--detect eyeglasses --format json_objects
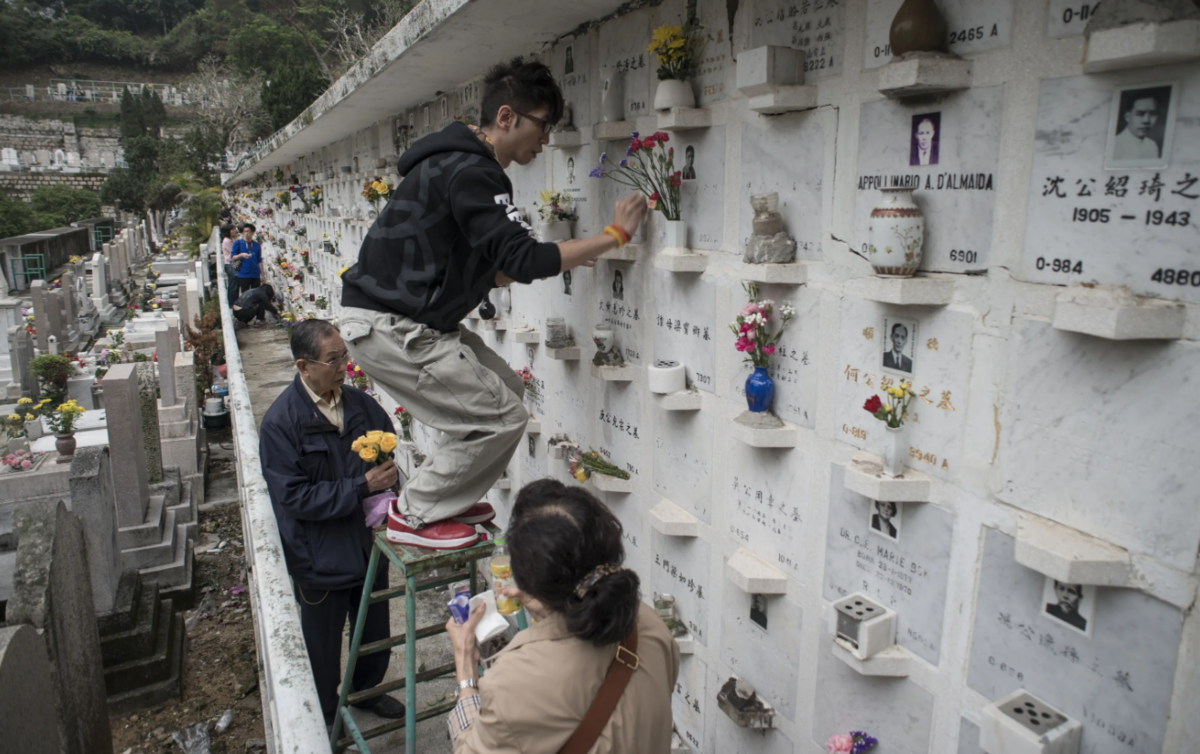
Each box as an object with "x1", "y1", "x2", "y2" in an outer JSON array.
[
  {"x1": 308, "y1": 350, "x2": 350, "y2": 369},
  {"x1": 512, "y1": 109, "x2": 555, "y2": 135}
]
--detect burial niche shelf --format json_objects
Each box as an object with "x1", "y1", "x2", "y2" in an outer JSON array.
[
  {"x1": 1084, "y1": 19, "x2": 1200, "y2": 73},
  {"x1": 492, "y1": 476, "x2": 512, "y2": 491},
  {"x1": 656, "y1": 107, "x2": 712, "y2": 132},
  {"x1": 481, "y1": 318, "x2": 509, "y2": 331},
  {"x1": 845, "y1": 274, "x2": 954, "y2": 306},
  {"x1": 649, "y1": 498, "x2": 700, "y2": 537},
  {"x1": 717, "y1": 677, "x2": 776, "y2": 730},
  {"x1": 511, "y1": 328, "x2": 541, "y2": 344},
  {"x1": 547, "y1": 130, "x2": 585, "y2": 149},
  {"x1": 525, "y1": 417, "x2": 542, "y2": 435},
  {"x1": 1051, "y1": 284, "x2": 1185, "y2": 340},
  {"x1": 735, "y1": 45, "x2": 818, "y2": 115},
  {"x1": 877, "y1": 53, "x2": 972, "y2": 99},
  {"x1": 593, "y1": 121, "x2": 637, "y2": 142},
  {"x1": 599, "y1": 243, "x2": 640, "y2": 261},
  {"x1": 726, "y1": 547, "x2": 788, "y2": 594},
  {"x1": 738, "y1": 261, "x2": 812, "y2": 285},
  {"x1": 653, "y1": 249, "x2": 709, "y2": 273},
  {"x1": 653, "y1": 388, "x2": 703, "y2": 411},
  {"x1": 587, "y1": 473, "x2": 632, "y2": 494},
  {"x1": 545, "y1": 345, "x2": 582, "y2": 361},
  {"x1": 844, "y1": 453, "x2": 931, "y2": 503},
  {"x1": 674, "y1": 633, "x2": 695, "y2": 655},
  {"x1": 832, "y1": 643, "x2": 914, "y2": 678},
  {"x1": 730, "y1": 412, "x2": 799, "y2": 448},
  {"x1": 589, "y1": 364, "x2": 639, "y2": 382},
  {"x1": 980, "y1": 689, "x2": 1082, "y2": 754},
  {"x1": 1014, "y1": 514, "x2": 1133, "y2": 588},
  {"x1": 830, "y1": 592, "x2": 913, "y2": 677}
]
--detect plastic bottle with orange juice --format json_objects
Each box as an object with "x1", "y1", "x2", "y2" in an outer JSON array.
[{"x1": 490, "y1": 537, "x2": 522, "y2": 615}]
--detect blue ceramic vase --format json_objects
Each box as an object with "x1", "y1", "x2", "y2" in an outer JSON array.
[{"x1": 744, "y1": 366, "x2": 775, "y2": 413}]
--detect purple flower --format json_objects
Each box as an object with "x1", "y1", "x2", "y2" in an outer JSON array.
[
  {"x1": 589, "y1": 166, "x2": 605, "y2": 178},
  {"x1": 619, "y1": 159, "x2": 627, "y2": 167},
  {"x1": 600, "y1": 152, "x2": 607, "y2": 163}
]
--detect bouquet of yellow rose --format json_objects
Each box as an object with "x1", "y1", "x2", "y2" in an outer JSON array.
[{"x1": 351, "y1": 429, "x2": 399, "y2": 465}]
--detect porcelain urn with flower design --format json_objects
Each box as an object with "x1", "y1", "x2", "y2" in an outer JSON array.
[{"x1": 867, "y1": 187, "x2": 925, "y2": 277}]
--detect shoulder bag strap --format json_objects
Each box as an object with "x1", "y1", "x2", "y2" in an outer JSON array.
[{"x1": 557, "y1": 626, "x2": 639, "y2": 754}]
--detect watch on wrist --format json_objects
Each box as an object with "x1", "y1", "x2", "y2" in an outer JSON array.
[{"x1": 457, "y1": 678, "x2": 478, "y2": 695}]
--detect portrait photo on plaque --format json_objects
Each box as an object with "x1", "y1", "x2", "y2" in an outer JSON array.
[
  {"x1": 1040, "y1": 577, "x2": 1096, "y2": 638},
  {"x1": 750, "y1": 593, "x2": 768, "y2": 631},
  {"x1": 527, "y1": 434, "x2": 536, "y2": 457},
  {"x1": 881, "y1": 317, "x2": 917, "y2": 377},
  {"x1": 1105, "y1": 82, "x2": 1178, "y2": 170},
  {"x1": 564, "y1": 44, "x2": 575, "y2": 75},
  {"x1": 611, "y1": 269, "x2": 625, "y2": 300},
  {"x1": 567, "y1": 156, "x2": 576, "y2": 184},
  {"x1": 562, "y1": 269, "x2": 572, "y2": 296},
  {"x1": 909, "y1": 112, "x2": 941, "y2": 166},
  {"x1": 440, "y1": 97, "x2": 448, "y2": 120},
  {"x1": 869, "y1": 500, "x2": 902, "y2": 543},
  {"x1": 681, "y1": 145, "x2": 697, "y2": 180}
]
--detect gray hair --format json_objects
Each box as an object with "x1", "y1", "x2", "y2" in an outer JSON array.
[{"x1": 290, "y1": 319, "x2": 340, "y2": 362}]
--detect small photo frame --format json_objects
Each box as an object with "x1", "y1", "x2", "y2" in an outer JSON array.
[
  {"x1": 564, "y1": 44, "x2": 575, "y2": 75},
  {"x1": 562, "y1": 269, "x2": 573, "y2": 296},
  {"x1": 612, "y1": 269, "x2": 625, "y2": 300},
  {"x1": 1105, "y1": 82, "x2": 1178, "y2": 170},
  {"x1": 909, "y1": 112, "x2": 941, "y2": 167},
  {"x1": 750, "y1": 593, "x2": 768, "y2": 631},
  {"x1": 681, "y1": 145, "x2": 697, "y2": 181},
  {"x1": 566, "y1": 156, "x2": 576, "y2": 185},
  {"x1": 527, "y1": 434, "x2": 537, "y2": 457},
  {"x1": 1041, "y1": 577, "x2": 1096, "y2": 638},
  {"x1": 868, "y1": 500, "x2": 901, "y2": 543},
  {"x1": 881, "y1": 317, "x2": 917, "y2": 377},
  {"x1": 440, "y1": 97, "x2": 449, "y2": 120}
]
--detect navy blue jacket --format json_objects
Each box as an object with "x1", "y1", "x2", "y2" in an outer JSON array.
[{"x1": 259, "y1": 374, "x2": 392, "y2": 591}]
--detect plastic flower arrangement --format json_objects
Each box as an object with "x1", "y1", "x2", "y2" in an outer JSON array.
[
  {"x1": 361, "y1": 178, "x2": 393, "y2": 205},
  {"x1": 826, "y1": 731, "x2": 878, "y2": 754},
  {"x1": 350, "y1": 430, "x2": 399, "y2": 466},
  {"x1": 3, "y1": 449, "x2": 35, "y2": 471},
  {"x1": 515, "y1": 367, "x2": 536, "y2": 395},
  {"x1": 728, "y1": 283, "x2": 796, "y2": 368},
  {"x1": 393, "y1": 406, "x2": 413, "y2": 442},
  {"x1": 535, "y1": 190, "x2": 578, "y2": 222},
  {"x1": 568, "y1": 448, "x2": 631, "y2": 483},
  {"x1": 346, "y1": 360, "x2": 370, "y2": 389},
  {"x1": 315, "y1": 295, "x2": 328, "y2": 309},
  {"x1": 46, "y1": 400, "x2": 86, "y2": 435},
  {"x1": 863, "y1": 381, "x2": 916, "y2": 429},
  {"x1": 590, "y1": 131, "x2": 683, "y2": 221},
  {"x1": 648, "y1": 21, "x2": 706, "y2": 81}
]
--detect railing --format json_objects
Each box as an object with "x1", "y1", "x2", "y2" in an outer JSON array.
[
  {"x1": 0, "y1": 79, "x2": 201, "y2": 105},
  {"x1": 214, "y1": 227, "x2": 331, "y2": 753}
]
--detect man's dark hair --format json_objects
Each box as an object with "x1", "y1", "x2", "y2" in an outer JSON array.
[
  {"x1": 290, "y1": 319, "x2": 339, "y2": 361},
  {"x1": 221, "y1": 224, "x2": 234, "y2": 239},
  {"x1": 480, "y1": 57, "x2": 565, "y2": 128},
  {"x1": 891, "y1": 323, "x2": 908, "y2": 337},
  {"x1": 240, "y1": 222, "x2": 256, "y2": 233},
  {"x1": 507, "y1": 479, "x2": 640, "y2": 646}
]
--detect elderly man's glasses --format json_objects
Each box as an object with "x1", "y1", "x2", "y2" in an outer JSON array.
[
  {"x1": 512, "y1": 109, "x2": 555, "y2": 135},
  {"x1": 308, "y1": 350, "x2": 351, "y2": 369}
]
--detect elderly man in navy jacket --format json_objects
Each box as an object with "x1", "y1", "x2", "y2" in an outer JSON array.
[{"x1": 259, "y1": 318, "x2": 406, "y2": 726}]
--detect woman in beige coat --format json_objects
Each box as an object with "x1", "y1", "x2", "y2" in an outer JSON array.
[{"x1": 445, "y1": 479, "x2": 680, "y2": 753}]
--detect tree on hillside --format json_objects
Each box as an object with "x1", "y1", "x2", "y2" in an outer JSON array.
[
  {"x1": 29, "y1": 185, "x2": 103, "y2": 228},
  {"x1": 0, "y1": 195, "x2": 37, "y2": 239}
]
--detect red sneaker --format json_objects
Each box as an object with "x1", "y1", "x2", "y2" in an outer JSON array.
[
  {"x1": 452, "y1": 503, "x2": 496, "y2": 525},
  {"x1": 387, "y1": 501, "x2": 480, "y2": 550}
]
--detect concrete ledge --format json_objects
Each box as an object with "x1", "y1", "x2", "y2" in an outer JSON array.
[
  {"x1": 1015, "y1": 514, "x2": 1132, "y2": 587},
  {"x1": 588, "y1": 473, "x2": 632, "y2": 494},
  {"x1": 548, "y1": 130, "x2": 585, "y2": 148},
  {"x1": 492, "y1": 477, "x2": 511, "y2": 490},
  {"x1": 845, "y1": 274, "x2": 954, "y2": 306},
  {"x1": 738, "y1": 261, "x2": 811, "y2": 285},
  {"x1": 649, "y1": 498, "x2": 700, "y2": 537},
  {"x1": 675, "y1": 633, "x2": 695, "y2": 655},
  {"x1": 725, "y1": 547, "x2": 788, "y2": 594},
  {"x1": 747, "y1": 86, "x2": 819, "y2": 114},
  {"x1": 844, "y1": 453, "x2": 931, "y2": 503},
  {"x1": 545, "y1": 345, "x2": 582, "y2": 361},
  {"x1": 656, "y1": 107, "x2": 711, "y2": 131},
  {"x1": 653, "y1": 389, "x2": 703, "y2": 411},
  {"x1": 599, "y1": 243, "x2": 640, "y2": 261},
  {"x1": 481, "y1": 318, "x2": 508, "y2": 331},
  {"x1": 589, "y1": 364, "x2": 638, "y2": 382},
  {"x1": 832, "y1": 642, "x2": 913, "y2": 677},
  {"x1": 1085, "y1": 19, "x2": 1200, "y2": 72},
  {"x1": 511, "y1": 328, "x2": 541, "y2": 343},
  {"x1": 525, "y1": 417, "x2": 542, "y2": 434},
  {"x1": 878, "y1": 54, "x2": 971, "y2": 98},
  {"x1": 593, "y1": 121, "x2": 636, "y2": 141},
  {"x1": 1051, "y1": 284, "x2": 1185, "y2": 340},
  {"x1": 730, "y1": 415, "x2": 798, "y2": 448},
  {"x1": 654, "y1": 249, "x2": 708, "y2": 273}
]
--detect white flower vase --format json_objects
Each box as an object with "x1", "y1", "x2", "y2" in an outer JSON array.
[
  {"x1": 600, "y1": 67, "x2": 625, "y2": 123},
  {"x1": 867, "y1": 188, "x2": 924, "y2": 277},
  {"x1": 25, "y1": 419, "x2": 43, "y2": 440},
  {"x1": 537, "y1": 220, "x2": 574, "y2": 243},
  {"x1": 654, "y1": 79, "x2": 695, "y2": 111},
  {"x1": 881, "y1": 424, "x2": 908, "y2": 477},
  {"x1": 664, "y1": 219, "x2": 687, "y2": 249}
]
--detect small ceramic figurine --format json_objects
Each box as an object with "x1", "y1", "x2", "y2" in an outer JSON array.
[{"x1": 743, "y1": 193, "x2": 797, "y2": 264}]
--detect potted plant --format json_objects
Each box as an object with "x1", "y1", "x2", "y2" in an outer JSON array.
[
  {"x1": 729, "y1": 283, "x2": 796, "y2": 415},
  {"x1": 590, "y1": 132, "x2": 685, "y2": 246},
  {"x1": 16, "y1": 397, "x2": 51, "y2": 440},
  {"x1": 648, "y1": 21, "x2": 706, "y2": 110},
  {"x1": 29, "y1": 353, "x2": 73, "y2": 404},
  {"x1": 534, "y1": 190, "x2": 578, "y2": 242},
  {"x1": 863, "y1": 381, "x2": 917, "y2": 477},
  {"x1": 45, "y1": 399, "x2": 86, "y2": 464}
]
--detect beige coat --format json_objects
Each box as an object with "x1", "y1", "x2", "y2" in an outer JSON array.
[{"x1": 454, "y1": 603, "x2": 680, "y2": 754}]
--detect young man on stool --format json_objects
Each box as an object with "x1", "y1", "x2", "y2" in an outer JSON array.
[{"x1": 339, "y1": 57, "x2": 646, "y2": 550}]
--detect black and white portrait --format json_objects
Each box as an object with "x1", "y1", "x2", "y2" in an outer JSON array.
[
  {"x1": 681, "y1": 145, "x2": 697, "y2": 180},
  {"x1": 440, "y1": 97, "x2": 448, "y2": 120},
  {"x1": 612, "y1": 269, "x2": 624, "y2": 300},
  {"x1": 1041, "y1": 578, "x2": 1096, "y2": 638},
  {"x1": 1105, "y1": 82, "x2": 1177, "y2": 170},
  {"x1": 528, "y1": 434, "x2": 536, "y2": 457},
  {"x1": 909, "y1": 112, "x2": 940, "y2": 166},
  {"x1": 869, "y1": 500, "x2": 901, "y2": 542},
  {"x1": 562, "y1": 269, "x2": 572, "y2": 296},
  {"x1": 526, "y1": 345, "x2": 536, "y2": 367},
  {"x1": 567, "y1": 156, "x2": 576, "y2": 184},
  {"x1": 881, "y1": 317, "x2": 917, "y2": 377},
  {"x1": 564, "y1": 45, "x2": 575, "y2": 75},
  {"x1": 750, "y1": 593, "x2": 768, "y2": 630}
]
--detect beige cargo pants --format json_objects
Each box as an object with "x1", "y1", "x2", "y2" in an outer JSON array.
[{"x1": 340, "y1": 307, "x2": 528, "y2": 526}]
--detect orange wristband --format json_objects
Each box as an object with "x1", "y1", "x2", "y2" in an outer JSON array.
[
  {"x1": 604, "y1": 224, "x2": 631, "y2": 246},
  {"x1": 602, "y1": 226, "x2": 626, "y2": 248}
]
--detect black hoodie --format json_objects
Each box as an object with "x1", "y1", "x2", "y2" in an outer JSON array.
[{"x1": 340, "y1": 121, "x2": 561, "y2": 331}]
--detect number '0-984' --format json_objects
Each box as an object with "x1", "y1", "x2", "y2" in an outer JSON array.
[{"x1": 1036, "y1": 257, "x2": 1082, "y2": 274}]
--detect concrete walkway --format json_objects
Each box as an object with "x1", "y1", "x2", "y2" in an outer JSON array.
[{"x1": 237, "y1": 324, "x2": 455, "y2": 754}]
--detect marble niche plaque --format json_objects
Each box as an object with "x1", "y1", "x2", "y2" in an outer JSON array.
[
  {"x1": 747, "y1": 0, "x2": 846, "y2": 80},
  {"x1": 598, "y1": 8, "x2": 653, "y2": 120},
  {"x1": 863, "y1": 0, "x2": 1014, "y2": 69},
  {"x1": 455, "y1": 77, "x2": 482, "y2": 125},
  {"x1": 1046, "y1": 0, "x2": 1100, "y2": 39},
  {"x1": 691, "y1": 0, "x2": 732, "y2": 105},
  {"x1": 853, "y1": 85, "x2": 1004, "y2": 273},
  {"x1": 597, "y1": 381, "x2": 645, "y2": 481},
  {"x1": 608, "y1": 492, "x2": 649, "y2": 578},
  {"x1": 729, "y1": 283, "x2": 820, "y2": 429},
  {"x1": 536, "y1": 273, "x2": 592, "y2": 442},
  {"x1": 719, "y1": 588, "x2": 803, "y2": 720},
  {"x1": 555, "y1": 36, "x2": 591, "y2": 126},
  {"x1": 967, "y1": 529, "x2": 1183, "y2": 754},
  {"x1": 995, "y1": 319, "x2": 1200, "y2": 571},
  {"x1": 834, "y1": 297, "x2": 972, "y2": 483},
  {"x1": 651, "y1": 270, "x2": 716, "y2": 391},
  {"x1": 507, "y1": 157, "x2": 546, "y2": 221},
  {"x1": 823, "y1": 464, "x2": 954, "y2": 664},
  {"x1": 599, "y1": 261, "x2": 645, "y2": 366},
  {"x1": 739, "y1": 108, "x2": 828, "y2": 261},
  {"x1": 553, "y1": 145, "x2": 596, "y2": 238},
  {"x1": 957, "y1": 718, "x2": 982, "y2": 754},
  {"x1": 812, "y1": 640, "x2": 934, "y2": 753},
  {"x1": 667, "y1": 127, "x2": 726, "y2": 251},
  {"x1": 650, "y1": 530, "x2": 712, "y2": 646},
  {"x1": 724, "y1": 441, "x2": 811, "y2": 580},
  {"x1": 653, "y1": 408, "x2": 715, "y2": 523},
  {"x1": 672, "y1": 656, "x2": 709, "y2": 753},
  {"x1": 1021, "y1": 66, "x2": 1200, "y2": 302},
  {"x1": 716, "y1": 714, "x2": 795, "y2": 754}
]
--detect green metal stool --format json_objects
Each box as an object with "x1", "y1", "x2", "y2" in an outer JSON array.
[{"x1": 330, "y1": 523, "x2": 526, "y2": 753}]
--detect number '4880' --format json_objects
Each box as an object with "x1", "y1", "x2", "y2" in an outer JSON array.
[{"x1": 1150, "y1": 268, "x2": 1200, "y2": 287}]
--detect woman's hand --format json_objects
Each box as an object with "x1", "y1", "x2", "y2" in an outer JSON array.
[{"x1": 446, "y1": 602, "x2": 485, "y2": 678}]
